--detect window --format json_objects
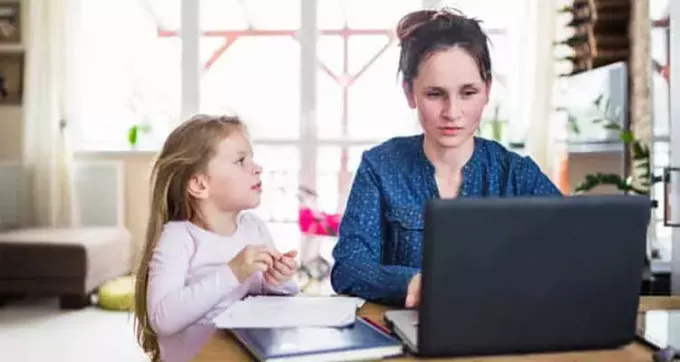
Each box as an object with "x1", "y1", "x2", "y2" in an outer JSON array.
[
  {"x1": 75, "y1": 0, "x2": 520, "y2": 220},
  {"x1": 196, "y1": 0, "x2": 303, "y2": 139},
  {"x1": 74, "y1": 0, "x2": 180, "y2": 150}
]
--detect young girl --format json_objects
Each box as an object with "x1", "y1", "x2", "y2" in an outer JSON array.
[{"x1": 133, "y1": 115, "x2": 300, "y2": 362}]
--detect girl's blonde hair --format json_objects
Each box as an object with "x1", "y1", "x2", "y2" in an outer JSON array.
[{"x1": 133, "y1": 114, "x2": 245, "y2": 362}]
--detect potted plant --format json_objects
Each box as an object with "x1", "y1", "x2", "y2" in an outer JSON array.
[
  {"x1": 573, "y1": 95, "x2": 663, "y2": 200},
  {"x1": 573, "y1": 95, "x2": 664, "y2": 269}
]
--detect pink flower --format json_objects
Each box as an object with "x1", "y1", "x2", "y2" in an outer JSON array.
[{"x1": 298, "y1": 207, "x2": 340, "y2": 236}]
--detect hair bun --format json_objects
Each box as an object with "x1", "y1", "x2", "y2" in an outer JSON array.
[
  {"x1": 395, "y1": 8, "x2": 468, "y2": 45},
  {"x1": 395, "y1": 10, "x2": 436, "y2": 44}
]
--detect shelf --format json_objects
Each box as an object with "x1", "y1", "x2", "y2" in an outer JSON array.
[{"x1": 563, "y1": 140, "x2": 625, "y2": 154}]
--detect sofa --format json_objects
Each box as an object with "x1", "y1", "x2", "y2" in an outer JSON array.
[{"x1": 0, "y1": 227, "x2": 133, "y2": 309}]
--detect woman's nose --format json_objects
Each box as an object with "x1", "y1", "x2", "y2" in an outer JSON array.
[
  {"x1": 253, "y1": 163, "x2": 262, "y2": 175},
  {"x1": 442, "y1": 98, "x2": 463, "y2": 119}
]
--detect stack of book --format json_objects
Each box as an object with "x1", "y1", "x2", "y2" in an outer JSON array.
[
  {"x1": 555, "y1": 0, "x2": 631, "y2": 76},
  {"x1": 213, "y1": 296, "x2": 405, "y2": 361}
]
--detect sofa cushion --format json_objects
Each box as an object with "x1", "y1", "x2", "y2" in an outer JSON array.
[{"x1": 0, "y1": 227, "x2": 133, "y2": 292}]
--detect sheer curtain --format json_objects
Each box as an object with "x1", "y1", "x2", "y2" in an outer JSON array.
[
  {"x1": 506, "y1": 0, "x2": 559, "y2": 178},
  {"x1": 22, "y1": 0, "x2": 81, "y2": 227}
]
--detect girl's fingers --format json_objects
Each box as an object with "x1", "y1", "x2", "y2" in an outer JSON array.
[
  {"x1": 280, "y1": 256, "x2": 297, "y2": 270},
  {"x1": 283, "y1": 250, "x2": 297, "y2": 258},
  {"x1": 264, "y1": 272, "x2": 279, "y2": 285},
  {"x1": 274, "y1": 260, "x2": 292, "y2": 275},
  {"x1": 267, "y1": 249, "x2": 282, "y2": 260},
  {"x1": 267, "y1": 267, "x2": 286, "y2": 282},
  {"x1": 255, "y1": 251, "x2": 275, "y2": 268},
  {"x1": 253, "y1": 260, "x2": 269, "y2": 272}
]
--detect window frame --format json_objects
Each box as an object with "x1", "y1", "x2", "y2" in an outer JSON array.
[{"x1": 75, "y1": 0, "x2": 513, "y2": 217}]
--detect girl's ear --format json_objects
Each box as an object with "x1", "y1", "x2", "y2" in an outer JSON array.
[{"x1": 187, "y1": 173, "x2": 209, "y2": 199}]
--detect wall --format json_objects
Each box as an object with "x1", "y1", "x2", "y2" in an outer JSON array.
[
  {"x1": 0, "y1": 0, "x2": 25, "y2": 161},
  {"x1": 74, "y1": 151, "x2": 155, "y2": 257},
  {"x1": 0, "y1": 106, "x2": 22, "y2": 160}
]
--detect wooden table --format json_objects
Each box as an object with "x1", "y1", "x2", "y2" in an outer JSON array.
[{"x1": 193, "y1": 296, "x2": 680, "y2": 361}]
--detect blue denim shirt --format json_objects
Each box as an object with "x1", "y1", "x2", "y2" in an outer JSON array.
[{"x1": 330, "y1": 134, "x2": 562, "y2": 305}]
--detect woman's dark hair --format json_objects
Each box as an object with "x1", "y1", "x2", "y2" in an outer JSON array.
[{"x1": 396, "y1": 8, "x2": 492, "y2": 90}]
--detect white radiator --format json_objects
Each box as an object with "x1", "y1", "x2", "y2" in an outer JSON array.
[
  {"x1": 0, "y1": 162, "x2": 27, "y2": 229},
  {"x1": 73, "y1": 160, "x2": 125, "y2": 227},
  {"x1": 0, "y1": 160, "x2": 125, "y2": 228}
]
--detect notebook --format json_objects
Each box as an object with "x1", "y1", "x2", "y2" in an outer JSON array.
[
  {"x1": 213, "y1": 295, "x2": 365, "y2": 329},
  {"x1": 229, "y1": 317, "x2": 404, "y2": 362}
]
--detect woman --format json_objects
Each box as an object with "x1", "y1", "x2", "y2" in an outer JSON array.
[{"x1": 330, "y1": 8, "x2": 561, "y2": 307}]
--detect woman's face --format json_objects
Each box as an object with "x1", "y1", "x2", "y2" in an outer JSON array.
[{"x1": 404, "y1": 47, "x2": 490, "y2": 149}]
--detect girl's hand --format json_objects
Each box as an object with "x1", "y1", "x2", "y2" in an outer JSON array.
[
  {"x1": 228, "y1": 245, "x2": 280, "y2": 282},
  {"x1": 264, "y1": 250, "x2": 298, "y2": 285}
]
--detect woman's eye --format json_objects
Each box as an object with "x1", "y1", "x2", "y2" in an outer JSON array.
[
  {"x1": 236, "y1": 157, "x2": 245, "y2": 166},
  {"x1": 426, "y1": 92, "x2": 443, "y2": 98}
]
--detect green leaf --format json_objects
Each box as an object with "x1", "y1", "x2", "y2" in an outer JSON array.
[
  {"x1": 603, "y1": 98, "x2": 611, "y2": 113},
  {"x1": 593, "y1": 94, "x2": 603, "y2": 107},
  {"x1": 620, "y1": 131, "x2": 634, "y2": 143},
  {"x1": 139, "y1": 123, "x2": 152, "y2": 133},
  {"x1": 567, "y1": 114, "x2": 580, "y2": 134},
  {"x1": 127, "y1": 125, "x2": 138, "y2": 147},
  {"x1": 636, "y1": 161, "x2": 650, "y2": 172},
  {"x1": 632, "y1": 142, "x2": 649, "y2": 159},
  {"x1": 574, "y1": 172, "x2": 650, "y2": 195},
  {"x1": 603, "y1": 122, "x2": 621, "y2": 130},
  {"x1": 574, "y1": 173, "x2": 629, "y2": 192}
]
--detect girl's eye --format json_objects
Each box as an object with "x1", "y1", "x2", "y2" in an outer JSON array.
[
  {"x1": 426, "y1": 92, "x2": 443, "y2": 98},
  {"x1": 236, "y1": 157, "x2": 245, "y2": 166}
]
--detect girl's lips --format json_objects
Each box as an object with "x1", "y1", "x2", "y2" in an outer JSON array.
[{"x1": 251, "y1": 182, "x2": 262, "y2": 191}]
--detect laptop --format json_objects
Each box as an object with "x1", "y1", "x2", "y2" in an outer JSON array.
[{"x1": 384, "y1": 195, "x2": 651, "y2": 358}]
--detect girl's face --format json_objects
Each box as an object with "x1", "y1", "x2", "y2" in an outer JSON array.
[
  {"x1": 404, "y1": 47, "x2": 490, "y2": 149},
  {"x1": 192, "y1": 130, "x2": 263, "y2": 212}
]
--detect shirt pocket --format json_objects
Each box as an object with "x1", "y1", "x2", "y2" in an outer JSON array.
[{"x1": 385, "y1": 206, "x2": 424, "y2": 267}]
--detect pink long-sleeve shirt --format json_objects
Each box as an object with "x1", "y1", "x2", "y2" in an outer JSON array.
[{"x1": 146, "y1": 212, "x2": 299, "y2": 362}]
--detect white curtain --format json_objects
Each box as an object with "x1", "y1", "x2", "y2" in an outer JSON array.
[
  {"x1": 22, "y1": 0, "x2": 81, "y2": 228},
  {"x1": 506, "y1": 0, "x2": 559, "y2": 177}
]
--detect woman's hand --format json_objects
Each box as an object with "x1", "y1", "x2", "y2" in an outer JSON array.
[
  {"x1": 264, "y1": 250, "x2": 298, "y2": 285},
  {"x1": 228, "y1": 245, "x2": 280, "y2": 282},
  {"x1": 405, "y1": 273, "x2": 421, "y2": 308}
]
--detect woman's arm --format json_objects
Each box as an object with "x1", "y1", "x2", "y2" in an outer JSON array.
[
  {"x1": 330, "y1": 154, "x2": 419, "y2": 305},
  {"x1": 147, "y1": 224, "x2": 242, "y2": 336},
  {"x1": 520, "y1": 156, "x2": 563, "y2": 196}
]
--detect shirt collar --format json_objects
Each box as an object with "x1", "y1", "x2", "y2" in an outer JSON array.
[
  {"x1": 416, "y1": 134, "x2": 483, "y2": 173},
  {"x1": 416, "y1": 134, "x2": 484, "y2": 198}
]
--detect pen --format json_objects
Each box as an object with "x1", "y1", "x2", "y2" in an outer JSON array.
[{"x1": 361, "y1": 316, "x2": 393, "y2": 335}]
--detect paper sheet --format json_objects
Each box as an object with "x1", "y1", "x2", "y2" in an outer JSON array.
[{"x1": 213, "y1": 295, "x2": 365, "y2": 329}]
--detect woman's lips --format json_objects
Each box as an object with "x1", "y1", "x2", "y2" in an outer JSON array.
[
  {"x1": 251, "y1": 182, "x2": 262, "y2": 191},
  {"x1": 439, "y1": 126, "x2": 463, "y2": 136}
]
